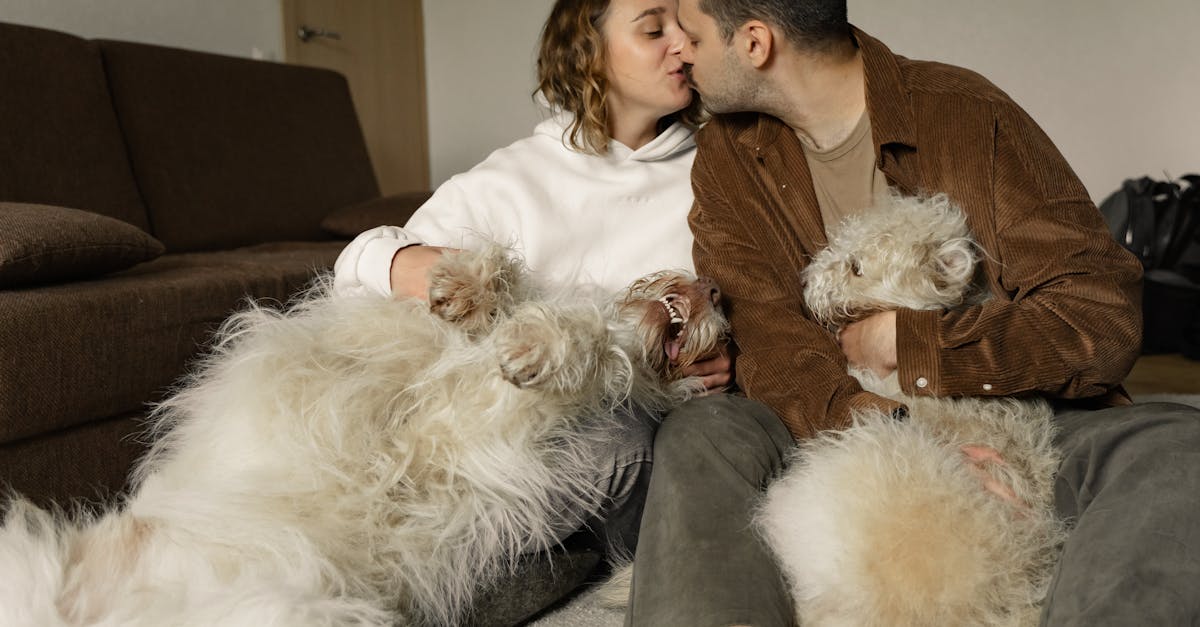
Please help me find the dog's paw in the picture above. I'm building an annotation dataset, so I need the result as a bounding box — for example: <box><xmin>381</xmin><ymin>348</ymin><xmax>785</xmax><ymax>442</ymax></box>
<box><xmin>496</xmin><ymin>338</ymin><xmax>552</xmax><ymax>381</ymax></box>
<box><xmin>492</xmin><ymin>317</ymin><xmax>561</xmax><ymax>384</ymax></box>
<box><xmin>428</xmin><ymin>247</ymin><xmax>523</xmax><ymax>334</ymax></box>
<box><xmin>493</xmin><ymin>302</ymin><xmax>619</xmax><ymax>396</ymax></box>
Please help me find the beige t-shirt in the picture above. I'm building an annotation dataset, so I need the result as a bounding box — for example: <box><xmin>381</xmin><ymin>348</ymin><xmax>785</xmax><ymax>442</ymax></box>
<box><xmin>803</xmin><ymin>111</ymin><xmax>890</xmax><ymax>234</ymax></box>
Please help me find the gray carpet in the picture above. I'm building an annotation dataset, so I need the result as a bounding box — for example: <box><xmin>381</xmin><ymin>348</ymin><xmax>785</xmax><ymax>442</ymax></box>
<box><xmin>526</xmin><ymin>585</ymin><xmax>624</xmax><ymax>627</ymax></box>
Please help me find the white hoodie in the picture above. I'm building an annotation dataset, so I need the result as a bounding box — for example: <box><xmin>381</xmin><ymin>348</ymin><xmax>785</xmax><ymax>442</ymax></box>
<box><xmin>332</xmin><ymin>113</ymin><xmax>697</xmax><ymax>298</ymax></box>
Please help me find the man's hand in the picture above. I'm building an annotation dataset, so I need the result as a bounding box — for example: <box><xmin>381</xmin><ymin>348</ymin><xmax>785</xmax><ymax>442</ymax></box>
<box><xmin>838</xmin><ymin>310</ymin><xmax>898</xmax><ymax>379</ymax></box>
<box><xmin>679</xmin><ymin>340</ymin><xmax>735</xmax><ymax>392</ymax></box>
<box><xmin>961</xmin><ymin>444</ymin><xmax>1028</xmax><ymax>509</ymax></box>
<box><xmin>389</xmin><ymin>245</ymin><xmax>460</xmax><ymax>301</ymax></box>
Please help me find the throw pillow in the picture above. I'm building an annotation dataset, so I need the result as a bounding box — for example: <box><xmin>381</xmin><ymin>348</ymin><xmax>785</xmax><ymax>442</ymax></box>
<box><xmin>320</xmin><ymin>191</ymin><xmax>432</xmax><ymax>238</ymax></box>
<box><xmin>0</xmin><ymin>202</ymin><xmax>166</xmax><ymax>288</ymax></box>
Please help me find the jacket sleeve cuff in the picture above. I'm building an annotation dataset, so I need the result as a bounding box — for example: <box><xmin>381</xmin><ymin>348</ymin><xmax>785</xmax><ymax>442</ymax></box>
<box><xmin>895</xmin><ymin>308</ymin><xmax>942</xmax><ymax>396</ymax></box>
<box><xmin>841</xmin><ymin>391</ymin><xmax>908</xmax><ymax>426</ymax></box>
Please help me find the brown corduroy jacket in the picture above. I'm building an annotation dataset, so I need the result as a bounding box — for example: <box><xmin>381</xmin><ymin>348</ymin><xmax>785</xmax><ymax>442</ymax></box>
<box><xmin>689</xmin><ymin>28</ymin><xmax>1144</xmax><ymax>441</ymax></box>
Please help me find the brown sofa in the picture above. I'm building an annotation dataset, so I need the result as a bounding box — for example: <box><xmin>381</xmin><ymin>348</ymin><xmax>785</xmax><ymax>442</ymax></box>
<box><xmin>0</xmin><ymin>22</ymin><xmax>598</xmax><ymax>625</ymax></box>
<box><xmin>0</xmin><ymin>21</ymin><xmax>430</xmax><ymax>506</ymax></box>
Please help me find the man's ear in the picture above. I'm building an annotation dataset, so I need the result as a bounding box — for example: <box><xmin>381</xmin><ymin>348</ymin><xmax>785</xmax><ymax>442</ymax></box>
<box><xmin>738</xmin><ymin>20</ymin><xmax>774</xmax><ymax>69</ymax></box>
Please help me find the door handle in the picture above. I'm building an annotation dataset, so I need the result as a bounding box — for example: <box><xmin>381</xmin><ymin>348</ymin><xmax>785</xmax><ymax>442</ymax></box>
<box><xmin>297</xmin><ymin>25</ymin><xmax>342</xmax><ymax>42</ymax></box>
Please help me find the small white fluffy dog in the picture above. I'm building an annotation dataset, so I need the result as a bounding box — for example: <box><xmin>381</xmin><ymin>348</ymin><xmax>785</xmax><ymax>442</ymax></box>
<box><xmin>0</xmin><ymin>247</ymin><xmax>726</xmax><ymax>627</ymax></box>
<box><xmin>757</xmin><ymin>192</ymin><xmax>1066</xmax><ymax>627</ymax></box>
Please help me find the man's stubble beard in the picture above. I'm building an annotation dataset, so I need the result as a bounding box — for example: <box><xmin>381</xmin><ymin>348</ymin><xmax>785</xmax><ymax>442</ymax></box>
<box><xmin>694</xmin><ymin>45</ymin><xmax>766</xmax><ymax>115</ymax></box>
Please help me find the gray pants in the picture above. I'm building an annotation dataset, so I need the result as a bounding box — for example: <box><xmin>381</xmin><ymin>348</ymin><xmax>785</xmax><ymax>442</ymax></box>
<box><xmin>556</xmin><ymin>405</ymin><xmax>659</xmax><ymax>556</ymax></box>
<box><xmin>1042</xmin><ymin>401</ymin><xmax>1200</xmax><ymax>625</ymax></box>
<box><xmin>627</xmin><ymin>394</ymin><xmax>794</xmax><ymax>626</ymax></box>
<box><xmin>627</xmin><ymin>397</ymin><xmax>1200</xmax><ymax>627</ymax></box>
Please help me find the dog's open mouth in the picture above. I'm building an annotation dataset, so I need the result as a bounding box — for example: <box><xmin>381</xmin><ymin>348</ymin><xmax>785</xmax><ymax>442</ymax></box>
<box><xmin>659</xmin><ymin>295</ymin><xmax>688</xmax><ymax>362</ymax></box>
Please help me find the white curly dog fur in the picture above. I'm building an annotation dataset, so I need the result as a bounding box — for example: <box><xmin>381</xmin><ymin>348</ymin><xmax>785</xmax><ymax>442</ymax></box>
<box><xmin>0</xmin><ymin>247</ymin><xmax>727</xmax><ymax>627</ymax></box>
<box><xmin>757</xmin><ymin>192</ymin><xmax>1066</xmax><ymax>627</ymax></box>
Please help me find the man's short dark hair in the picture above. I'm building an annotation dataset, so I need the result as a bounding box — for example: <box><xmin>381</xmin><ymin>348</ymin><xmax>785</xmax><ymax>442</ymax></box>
<box><xmin>698</xmin><ymin>0</ymin><xmax>850</xmax><ymax>54</ymax></box>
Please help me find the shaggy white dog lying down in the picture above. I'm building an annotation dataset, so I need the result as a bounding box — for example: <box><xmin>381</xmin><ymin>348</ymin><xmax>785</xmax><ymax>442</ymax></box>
<box><xmin>0</xmin><ymin>247</ymin><xmax>726</xmax><ymax>627</ymax></box>
<box><xmin>757</xmin><ymin>193</ymin><xmax>1066</xmax><ymax>627</ymax></box>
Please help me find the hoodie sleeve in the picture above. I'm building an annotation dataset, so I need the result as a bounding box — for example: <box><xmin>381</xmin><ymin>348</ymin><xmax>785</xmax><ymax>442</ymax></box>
<box><xmin>331</xmin><ymin>178</ymin><xmax>491</xmax><ymax>298</ymax></box>
<box><xmin>331</xmin><ymin>226</ymin><xmax>421</xmax><ymax>298</ymax></box>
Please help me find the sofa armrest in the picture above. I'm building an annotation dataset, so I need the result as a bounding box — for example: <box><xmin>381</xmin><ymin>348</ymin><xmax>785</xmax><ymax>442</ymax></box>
<box><xmin>320</xmin><ymin>191</ymin><xmax>433</xmax><ymax>238</ymax></box>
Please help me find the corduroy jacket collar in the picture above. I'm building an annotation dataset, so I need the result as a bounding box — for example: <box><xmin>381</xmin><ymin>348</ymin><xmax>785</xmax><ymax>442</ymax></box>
<box><xmin>732</xmin><ymin>26</ymin><xmax>921</xmax><ymax>193</ymax></box>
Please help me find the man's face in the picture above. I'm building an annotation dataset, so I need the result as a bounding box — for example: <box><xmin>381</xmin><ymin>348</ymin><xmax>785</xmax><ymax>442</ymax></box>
<box><xmin>677</xmin><ymin>0</ymin><xmax>758</xmax><ymax>113</ymax></box>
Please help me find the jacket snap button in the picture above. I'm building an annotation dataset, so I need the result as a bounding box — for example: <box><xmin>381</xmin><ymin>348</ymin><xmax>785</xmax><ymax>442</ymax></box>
<box><xmin>916</xmin><ymin>377</ymin><xmax>929</xmax><ymax>388</ymax></box>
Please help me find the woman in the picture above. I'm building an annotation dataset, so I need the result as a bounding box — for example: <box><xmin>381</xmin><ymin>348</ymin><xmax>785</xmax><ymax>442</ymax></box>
<box><xmin>333</xmin><ymin>0</ymin><xmax>729</xmax><ymax>557</ymax></box>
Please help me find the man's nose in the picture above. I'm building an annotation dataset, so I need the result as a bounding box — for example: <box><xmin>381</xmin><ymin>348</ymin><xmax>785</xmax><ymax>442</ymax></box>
<box><xmin>679</xmin><ymin>43</ymin><xmax>695</xmax><ymax>64</ymax></box>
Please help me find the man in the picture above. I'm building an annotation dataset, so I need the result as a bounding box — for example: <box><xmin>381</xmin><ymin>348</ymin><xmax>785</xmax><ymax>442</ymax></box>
<box><xmin>629</xmin><ymin>0</ymin><xmax>1200</xmax><ymax>625</ymax></box>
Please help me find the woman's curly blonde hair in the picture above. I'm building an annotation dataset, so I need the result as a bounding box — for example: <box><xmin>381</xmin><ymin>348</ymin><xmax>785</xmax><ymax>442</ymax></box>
<box><xmin>535</xmin><ymin>0</ymin><xmax>705</xmax><ymax>155</ymax></box>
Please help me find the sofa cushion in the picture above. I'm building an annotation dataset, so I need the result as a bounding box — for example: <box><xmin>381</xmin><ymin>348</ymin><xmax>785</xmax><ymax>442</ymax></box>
<box><xmin>99</xmin><ymin>41</ymin><xmax>381</xmax><ymax>252</ymax></box>
<box><xmin>321</xmin><ymin>191</ymin><xmax>432</xmax><ymax>238</ymax></box>
<box><xmin>0</xmin><ymin>22</ymin><xmax>150</xmax><ymax>230</ymax></box>
<box><xmin>0</xmin><ymin>202</ymin><xmax>165</xmax><ymax>288</ymax></box>
<box><xmin>0</xmin><ymin>241</ymin><xmax>347</xmax><ymax>445</ymax></box>
<box><xmin>0</xmin><ymin>412</ymin><xmax>146</xmax><ymax>506</ymax></box>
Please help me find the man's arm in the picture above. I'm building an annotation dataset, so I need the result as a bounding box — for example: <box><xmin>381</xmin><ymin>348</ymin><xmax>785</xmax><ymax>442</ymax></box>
<box><xmin>689</xmin><ymin>142</ymin><xmax>904</xmax><ymax>440</ymax></box>
<box><xmin>894</xmin><ymin>101</ymin><xmax>1143</xmax><ymax>400</ymax></box>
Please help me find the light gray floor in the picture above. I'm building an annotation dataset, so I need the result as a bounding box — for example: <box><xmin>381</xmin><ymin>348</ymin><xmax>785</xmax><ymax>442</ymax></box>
<box><xmin>527</xmin><ymin>586</ymin><xmax>623</xmax><ymax>627</ymax></box>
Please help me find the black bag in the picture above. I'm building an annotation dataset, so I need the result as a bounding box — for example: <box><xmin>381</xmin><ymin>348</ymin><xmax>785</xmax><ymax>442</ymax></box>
<box><xmin>1099</xmin><ymin>174</ymin><xmax>1200</xmax><ymax>357</ymax></box>
<box><xmin>1099</xmin><ymin>174</ymin><xmax>1200</xmax><ymax>273</ymax></box>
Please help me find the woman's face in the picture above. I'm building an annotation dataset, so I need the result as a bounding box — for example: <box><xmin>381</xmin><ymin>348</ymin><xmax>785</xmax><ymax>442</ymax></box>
<box><xmin>602</xmin><ymin>0</ymin><xmax>692</xmax><ymax>125</ymax></box>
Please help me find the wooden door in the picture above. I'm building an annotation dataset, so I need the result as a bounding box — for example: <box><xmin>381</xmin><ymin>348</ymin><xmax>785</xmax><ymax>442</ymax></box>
<box><xmin>283</xmin><ymin>0</ymin><xmax>429</xmax><ymax>195</ymax></box>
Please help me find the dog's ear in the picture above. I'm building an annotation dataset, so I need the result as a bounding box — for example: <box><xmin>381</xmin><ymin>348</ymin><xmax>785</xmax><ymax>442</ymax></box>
<box><xmin>933</xmin><ymin>239</ymin><xmax>976</xmax><ymax>287</ymax></box>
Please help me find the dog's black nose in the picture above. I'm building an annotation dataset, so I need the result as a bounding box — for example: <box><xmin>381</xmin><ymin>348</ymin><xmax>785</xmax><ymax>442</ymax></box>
<box><xmin>697</xmin><ymin>276</ymin><xmax>721</xmax><ymax>305</ymax></box>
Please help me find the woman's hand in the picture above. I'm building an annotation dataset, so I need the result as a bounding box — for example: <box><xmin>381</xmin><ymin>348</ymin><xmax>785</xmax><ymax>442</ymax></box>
<box><xmin>389</xmin><ymin>245</ymin><xmax>460</xmax><ymax>301</ymax></box>
<box><xmin>679</xmin><ymin>340</ymin><xmax>736</xmax><ymax>392</ymax></box>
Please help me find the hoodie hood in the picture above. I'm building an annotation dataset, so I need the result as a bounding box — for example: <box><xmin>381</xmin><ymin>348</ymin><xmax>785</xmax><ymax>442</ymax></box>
<box><xmin>533</xmin><ymin>101</ymin><xmax>696</xmax><ymax>164</ymax></box>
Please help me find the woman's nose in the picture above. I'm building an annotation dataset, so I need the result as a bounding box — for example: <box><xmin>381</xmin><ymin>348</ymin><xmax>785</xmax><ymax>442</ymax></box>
<box><xmin>667</xmin><ymin>27</ymin><xmax>686</xmax><ymax>55</ymax></box>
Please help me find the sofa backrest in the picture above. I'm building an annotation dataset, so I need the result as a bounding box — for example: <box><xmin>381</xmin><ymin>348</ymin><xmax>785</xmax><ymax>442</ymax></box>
<box><xmin>99</xmin><ymin>40</ymin><xmax>381</xmax><ymax>252</ymax></box>
<box><xmin>0</xmin><ymin>23</ymin><xmax>151</xmax><ymax>231</ymax></box>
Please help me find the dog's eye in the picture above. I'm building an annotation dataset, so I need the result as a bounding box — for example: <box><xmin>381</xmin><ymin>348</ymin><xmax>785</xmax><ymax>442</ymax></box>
<box><xmin>849</xmin><ymin>258</ymin><xmax>864</xmax><ymax>277</ymax></box>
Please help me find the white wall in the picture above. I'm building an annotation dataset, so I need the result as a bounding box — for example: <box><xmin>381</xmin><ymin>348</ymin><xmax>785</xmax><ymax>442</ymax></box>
<box><xmin>421</xmin><ymin>0</ymin><xmax>1200</xmax><ymax>201</ymax></box>
<box><xmin>0</xmin><ymin>0</ymin><xmax>283</xmax><ymax>60</ymax></box>
<box><xmin>849</xmin><ymin>0</ymin><xmax>1200</xmax><ymax>202</ymax></box>
<box><xmin>422</xmin><ymin>1</ymin><xmax>554</xmax><ymax>186</ymax></box>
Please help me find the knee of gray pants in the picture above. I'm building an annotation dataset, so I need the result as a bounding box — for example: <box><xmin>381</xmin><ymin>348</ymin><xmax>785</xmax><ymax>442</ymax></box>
<box><xmin>653</xmin><ymin>393</ymin><xmax>793</xmax><ymax>487</ymax></box>
<box><xmin>1053</xmin><ymin>401</ymin><xmax>1200</xmax><ymax>516</ymax></box>
<box><xmin>1044</xmin><ymin>401</ymin><xmax>1200</xmax><ymax>626</ymax></box>
<box><xmin>565</xmin><ymin>405</ymin><xmax>659</xmax><ymax>555</ymax></box>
